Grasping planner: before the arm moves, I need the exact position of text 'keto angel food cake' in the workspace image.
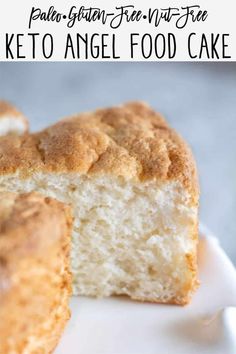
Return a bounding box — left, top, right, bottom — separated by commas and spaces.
0, 102, 199, 305
0, 192, 72, 354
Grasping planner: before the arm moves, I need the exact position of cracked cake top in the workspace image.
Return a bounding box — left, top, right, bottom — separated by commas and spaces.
0, 101, 198, 201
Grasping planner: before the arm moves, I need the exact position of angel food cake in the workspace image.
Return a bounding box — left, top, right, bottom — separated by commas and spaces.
0, 100, 28, 136
0, 102, 199, 305
0, 192, 72, 354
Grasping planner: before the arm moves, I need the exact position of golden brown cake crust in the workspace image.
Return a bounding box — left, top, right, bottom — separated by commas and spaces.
0, 100, 29, 131
0, 192, 72, 354
0, 101, 198, 201
0, 192, 70, 259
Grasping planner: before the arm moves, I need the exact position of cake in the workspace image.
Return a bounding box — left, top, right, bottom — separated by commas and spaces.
0, 100, 28, 136
0, 101, 199, 305
0, 192, 72, 353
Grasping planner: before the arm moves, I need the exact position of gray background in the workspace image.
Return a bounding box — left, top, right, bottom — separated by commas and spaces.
0, 63, 235, 263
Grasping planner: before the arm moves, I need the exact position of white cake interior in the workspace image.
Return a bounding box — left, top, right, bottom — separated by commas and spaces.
0, 173, 197, 303
0, 117, 26, 136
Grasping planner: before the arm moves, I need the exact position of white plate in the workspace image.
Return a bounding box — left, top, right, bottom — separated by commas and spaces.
56, 228, 236, 354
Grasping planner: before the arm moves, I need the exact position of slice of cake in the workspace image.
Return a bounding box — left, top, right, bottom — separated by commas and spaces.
0, 192, 72, 354
0, 100, 28, 136
0, 102, 199, 305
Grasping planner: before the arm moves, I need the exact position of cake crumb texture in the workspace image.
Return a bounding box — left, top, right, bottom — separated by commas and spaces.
0, 102, 199, 305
